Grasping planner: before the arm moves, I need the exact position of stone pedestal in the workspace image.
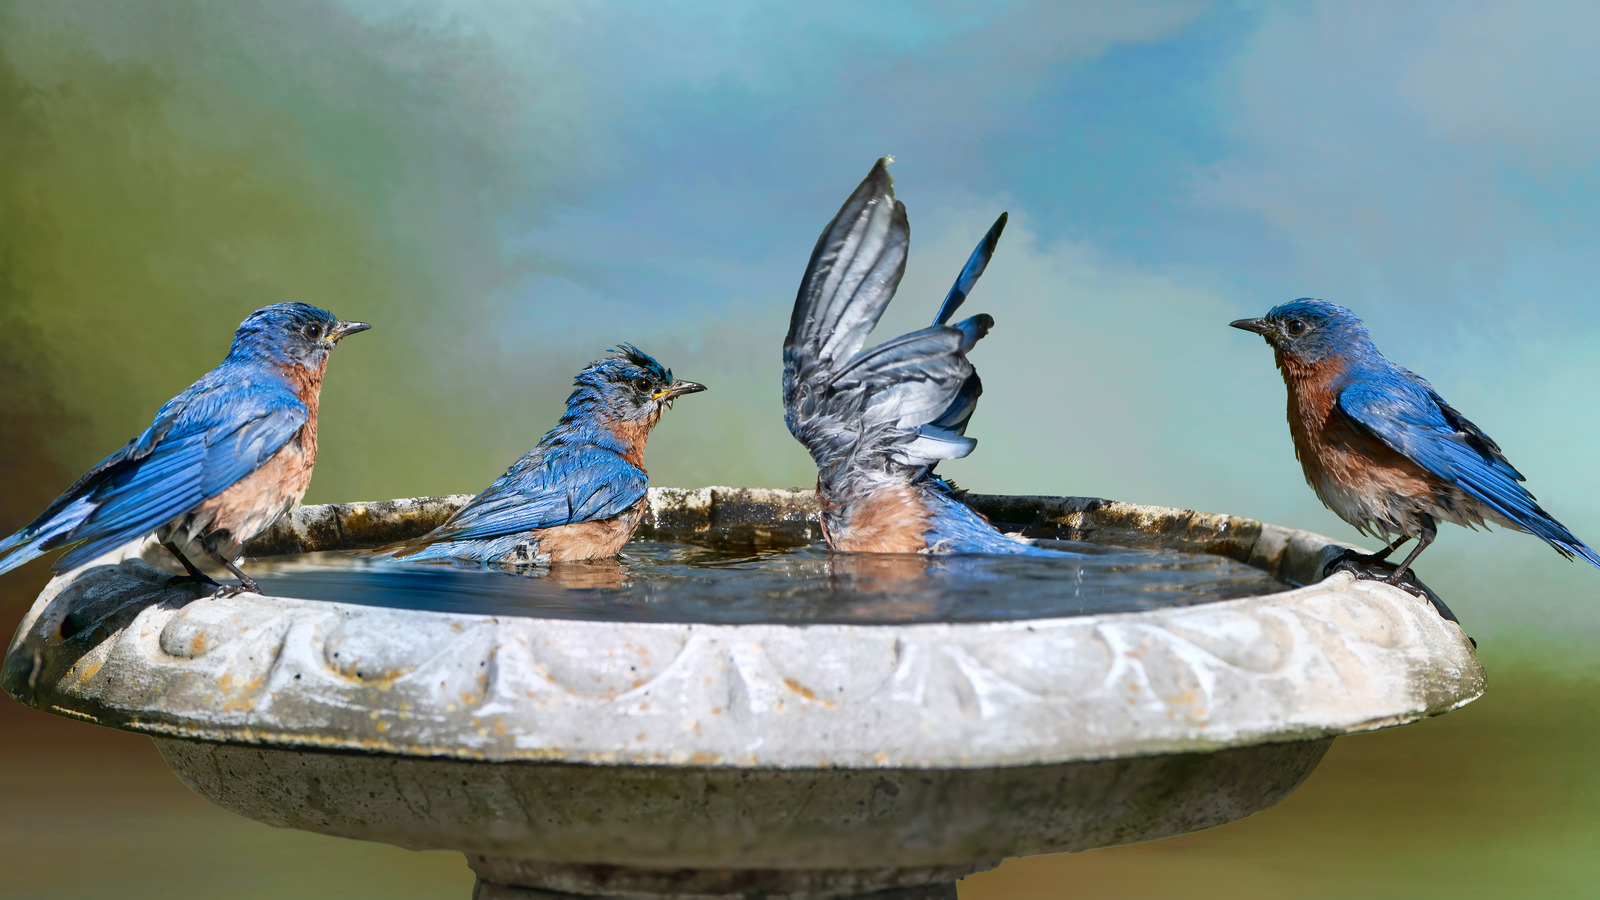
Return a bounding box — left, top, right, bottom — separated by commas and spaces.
3, 489, 1485, 898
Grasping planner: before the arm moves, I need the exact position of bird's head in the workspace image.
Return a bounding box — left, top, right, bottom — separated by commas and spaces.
230, 303, 371, 369
1230, 298, 1369, 365
573, 344, 706, 427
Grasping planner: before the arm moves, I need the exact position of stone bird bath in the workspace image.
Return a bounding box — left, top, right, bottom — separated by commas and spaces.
2, 488, 1484, 899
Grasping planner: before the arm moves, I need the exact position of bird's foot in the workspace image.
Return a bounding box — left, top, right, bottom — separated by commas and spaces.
1323, 549, 1405, 584
1324, 550, 1466, 632
1326, 551, 1429, 597
1380, 570, 1430, 600
208, 580, 262, 599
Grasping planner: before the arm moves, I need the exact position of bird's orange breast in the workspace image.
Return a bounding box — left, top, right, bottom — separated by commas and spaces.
533, 497, 649, 562
1279, 352, 1436, 505
820, 483, 932, 553
196, 361, 326, 543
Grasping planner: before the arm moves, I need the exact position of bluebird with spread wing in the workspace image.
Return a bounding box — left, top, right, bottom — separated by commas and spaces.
0, 303, 370, 593
783, 158, 1060, 555
376, 345, 704, 565
1232, 299, 1598, 585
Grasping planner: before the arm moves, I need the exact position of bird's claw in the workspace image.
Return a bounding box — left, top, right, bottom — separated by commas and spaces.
1379, 570, 1430, 599
1323, 549, 1464, 628
1323, 548, 1402, 584
1326, 553, 1428, 597
208, 582, 262, 600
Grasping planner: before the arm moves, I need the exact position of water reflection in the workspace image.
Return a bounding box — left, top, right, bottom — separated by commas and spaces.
247, 537, 1290, 625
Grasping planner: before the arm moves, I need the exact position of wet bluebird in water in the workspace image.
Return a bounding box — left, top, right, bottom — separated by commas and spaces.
377, 345, 704, 565
783, 158, 1063, 555
1231, 299, 1599, 585
0, 303, 370, 594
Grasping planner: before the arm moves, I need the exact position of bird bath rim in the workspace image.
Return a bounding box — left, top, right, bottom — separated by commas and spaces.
2, 487, 1485, 771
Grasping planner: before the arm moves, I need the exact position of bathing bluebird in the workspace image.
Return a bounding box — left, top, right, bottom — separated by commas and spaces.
375, 345, 704, 565
1232, 299, 1599, 586
783, 158, 1062, 555
0, 303, 370, 594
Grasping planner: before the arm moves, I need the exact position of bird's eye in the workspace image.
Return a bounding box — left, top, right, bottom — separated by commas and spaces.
1285, 319, 1307, 336
634, 376, 655, 394
302, 323, 321, 339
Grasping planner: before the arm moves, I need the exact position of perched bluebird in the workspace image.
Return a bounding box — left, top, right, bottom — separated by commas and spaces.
0, 303, 370, 594
376, 345, 704, 565
1232, 299, 1599, 585
783, 158, 1060, 555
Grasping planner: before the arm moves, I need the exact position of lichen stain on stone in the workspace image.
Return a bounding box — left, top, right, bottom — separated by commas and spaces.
783, 677, 839, 709
328, 657, 412, 686
221, 678, 266, 712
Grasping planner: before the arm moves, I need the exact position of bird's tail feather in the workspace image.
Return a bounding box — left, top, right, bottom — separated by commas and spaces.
360, 532, 439, 560
0, 531, 54, 577
1522, 512, 1600, 569
0, 496, 97, 577
1453, 460, 1600, 569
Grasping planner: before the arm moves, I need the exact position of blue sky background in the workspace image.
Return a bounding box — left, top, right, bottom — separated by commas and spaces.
3, 0, 1597, 643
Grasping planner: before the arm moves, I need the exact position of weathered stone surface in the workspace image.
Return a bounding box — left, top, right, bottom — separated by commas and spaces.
1, 490, 1485, 898
2, 561, 1480, 767
154, 735, 1330, 894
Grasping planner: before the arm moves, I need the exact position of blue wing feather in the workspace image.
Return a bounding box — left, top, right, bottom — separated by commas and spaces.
933, 212, 1007, 326
1336, 375, 1599, 567
0, 372, 308, 575
419, 443, 648, 544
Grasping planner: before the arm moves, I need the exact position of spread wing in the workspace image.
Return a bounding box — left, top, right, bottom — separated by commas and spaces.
782, 159, 1003, 493
927, 213, 1006, 438
1337, 374, 1598, 565
783, 158, 910, 412
933, 211, 1007, 327
407, 443, 648, 545
0, 371, 308, 574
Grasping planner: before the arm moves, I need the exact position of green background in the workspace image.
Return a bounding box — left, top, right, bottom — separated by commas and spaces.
2, 2, 1596, 897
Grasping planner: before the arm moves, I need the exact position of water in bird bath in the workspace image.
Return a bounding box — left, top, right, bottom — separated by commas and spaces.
246, 535, 1291, 625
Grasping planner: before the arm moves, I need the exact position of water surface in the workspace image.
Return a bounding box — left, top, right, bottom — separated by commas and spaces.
249, 538, 1290, 625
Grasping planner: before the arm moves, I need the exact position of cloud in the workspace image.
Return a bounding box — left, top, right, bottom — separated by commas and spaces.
1403, 0, 1600, 168
1193, 1, 1600, 332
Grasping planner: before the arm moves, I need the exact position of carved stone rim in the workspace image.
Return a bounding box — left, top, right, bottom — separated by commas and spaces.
2, 489, 1485, 770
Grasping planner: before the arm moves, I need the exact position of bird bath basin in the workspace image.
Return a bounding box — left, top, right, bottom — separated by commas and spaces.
2, 488, 1484, 899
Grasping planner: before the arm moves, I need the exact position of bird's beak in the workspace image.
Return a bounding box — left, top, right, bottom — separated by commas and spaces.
1229, 317, 1272, 336
329, 320, 372, 343
653, 380, 707, 409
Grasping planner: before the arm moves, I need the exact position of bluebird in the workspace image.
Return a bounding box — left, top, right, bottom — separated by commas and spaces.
1231, 299, 1599, 586
376, 345, 704, 565
783, 158, 1061, 555
0, 303, 370, 594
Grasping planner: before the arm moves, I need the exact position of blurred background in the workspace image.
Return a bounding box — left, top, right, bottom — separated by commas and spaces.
2, 1, 1597, 897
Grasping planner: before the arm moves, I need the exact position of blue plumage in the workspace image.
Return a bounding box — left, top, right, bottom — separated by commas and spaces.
380, 345, 703, 565
782, 158, 1063, 556
1232, 298, 1598, 583
934, 211, 1007, 327
0, 303, 369, 591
